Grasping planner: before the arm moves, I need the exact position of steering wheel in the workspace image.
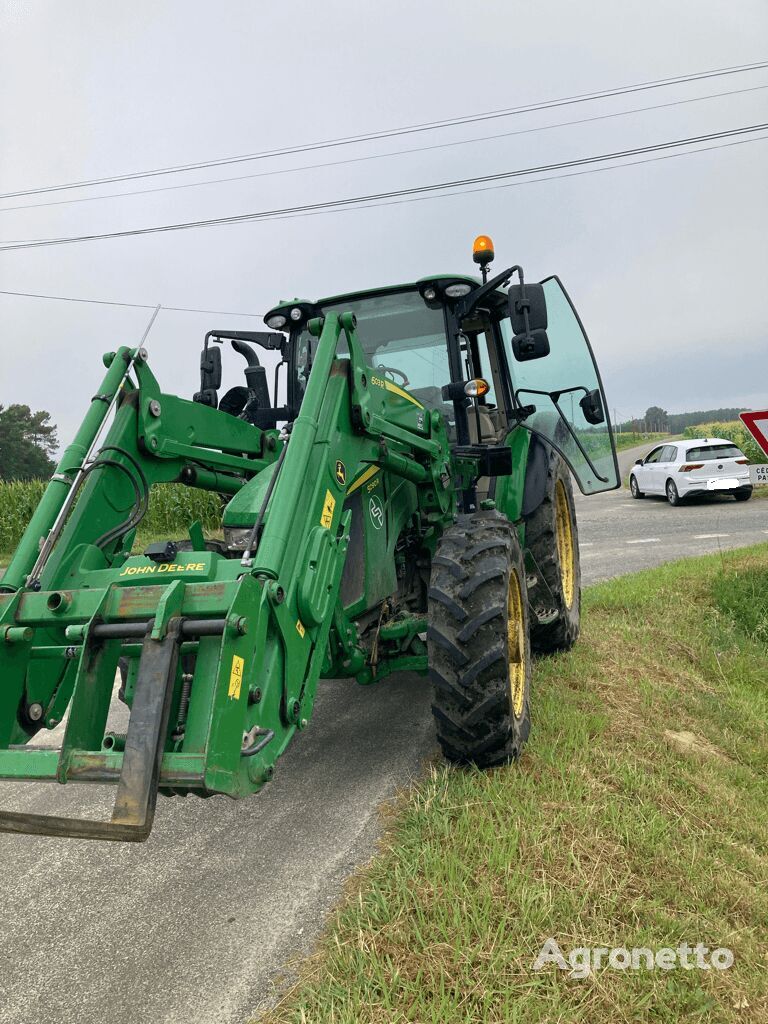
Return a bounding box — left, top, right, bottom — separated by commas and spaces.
376, 364, 410, 387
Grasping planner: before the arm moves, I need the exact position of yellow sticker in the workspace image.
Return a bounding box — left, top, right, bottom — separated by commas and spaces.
320, 488, 336, 528
228, 654, 244, 700
296, 619, 306, 638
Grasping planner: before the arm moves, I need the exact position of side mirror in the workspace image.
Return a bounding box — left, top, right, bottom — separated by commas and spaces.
511, 328, 550, 362
200, 344, 222, 390
635, 458, 643, 466
194, 344, 222, 406
579, 388, 605, 425
508, 283, 547, 334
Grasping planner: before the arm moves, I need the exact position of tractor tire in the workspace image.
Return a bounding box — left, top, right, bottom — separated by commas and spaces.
524, 452, 581, 654
428, 510, 531, 768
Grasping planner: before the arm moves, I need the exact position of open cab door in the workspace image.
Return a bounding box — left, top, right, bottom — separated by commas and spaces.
501, 276, 620, 494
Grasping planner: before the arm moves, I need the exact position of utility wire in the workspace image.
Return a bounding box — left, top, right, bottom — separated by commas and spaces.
2, 82, 765, 215
1, 59, 766, 200
0, 288, 264, 317
286, 132, 766, 225
1, 131, 765, 308
0, 123, 764, 251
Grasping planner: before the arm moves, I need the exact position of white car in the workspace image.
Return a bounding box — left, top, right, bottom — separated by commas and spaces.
629, 437, 752, 505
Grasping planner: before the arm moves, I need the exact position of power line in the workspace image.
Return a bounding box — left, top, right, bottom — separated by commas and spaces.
0, 131, 764, 308
0, 288, 264, 317
1, 59, 766, 200
0, 123, 764, 251
3, 82, 765, 215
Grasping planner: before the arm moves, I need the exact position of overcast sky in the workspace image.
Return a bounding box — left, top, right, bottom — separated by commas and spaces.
1, 0, 766, 444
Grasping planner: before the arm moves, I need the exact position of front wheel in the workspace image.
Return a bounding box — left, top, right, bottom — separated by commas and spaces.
666, 479, 682, 506
428, 511, 531, 768
525, 452, 581, 654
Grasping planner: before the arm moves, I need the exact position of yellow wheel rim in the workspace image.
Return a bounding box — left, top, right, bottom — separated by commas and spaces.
555, 479, 576, 609
507, 569, 526, 718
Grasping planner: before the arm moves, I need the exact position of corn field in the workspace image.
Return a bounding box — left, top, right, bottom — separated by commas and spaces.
0, 480, 222, 555
682, 421, 764, 464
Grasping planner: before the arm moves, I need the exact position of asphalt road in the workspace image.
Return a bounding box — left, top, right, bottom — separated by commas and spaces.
575, 441, 768, 582
0, 440, 765, 1024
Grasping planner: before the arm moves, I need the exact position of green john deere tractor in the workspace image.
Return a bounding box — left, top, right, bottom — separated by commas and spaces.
0, 236, 618, 841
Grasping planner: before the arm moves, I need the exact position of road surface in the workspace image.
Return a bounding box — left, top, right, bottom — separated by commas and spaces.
0, 440, 765, 1024
575, 441, 768, 581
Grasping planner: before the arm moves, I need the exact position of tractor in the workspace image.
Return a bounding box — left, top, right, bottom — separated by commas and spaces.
0, 236, 619, 841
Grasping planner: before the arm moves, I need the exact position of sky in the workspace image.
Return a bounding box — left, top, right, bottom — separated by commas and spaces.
0, 0, 766, 446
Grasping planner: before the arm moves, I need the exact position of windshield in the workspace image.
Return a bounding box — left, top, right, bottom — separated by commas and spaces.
686, 444, 743, 461
499, 276, 619, 494
295, 289, 450, 412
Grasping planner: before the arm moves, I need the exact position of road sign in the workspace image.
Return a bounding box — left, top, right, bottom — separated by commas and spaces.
749, 465, 768, 485
739, 410, 768, 457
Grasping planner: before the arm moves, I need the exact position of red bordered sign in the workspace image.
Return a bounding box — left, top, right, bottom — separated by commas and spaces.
739, 410, 768, 458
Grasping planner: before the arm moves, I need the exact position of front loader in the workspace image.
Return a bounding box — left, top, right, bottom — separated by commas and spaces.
0, 236, 619, 842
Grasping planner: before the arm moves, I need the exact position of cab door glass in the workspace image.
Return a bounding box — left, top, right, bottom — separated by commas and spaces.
500, 277, 619, 494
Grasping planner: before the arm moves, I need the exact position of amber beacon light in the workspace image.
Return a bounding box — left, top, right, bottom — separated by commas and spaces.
472, 235, 494, 281
472, 234, 494, 264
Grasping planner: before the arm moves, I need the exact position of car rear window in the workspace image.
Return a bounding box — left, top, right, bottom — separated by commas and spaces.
686, 444, 743, 461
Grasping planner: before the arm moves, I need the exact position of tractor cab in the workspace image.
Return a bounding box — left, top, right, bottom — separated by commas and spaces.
266, 236, 619, 498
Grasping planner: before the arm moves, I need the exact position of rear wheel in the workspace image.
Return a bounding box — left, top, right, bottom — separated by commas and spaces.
630, 474, 644, 499
666, 479, 681, 506
525, 453, 581, 654
428, 511, 531, 768
734, 487, 753, 502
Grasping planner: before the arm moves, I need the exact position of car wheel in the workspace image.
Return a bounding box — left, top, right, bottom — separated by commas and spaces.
666, 479, 682, 506
629, 474, 644, 499
734, 487, 753, 502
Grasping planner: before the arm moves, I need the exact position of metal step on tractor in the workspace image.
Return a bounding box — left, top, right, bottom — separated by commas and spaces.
0, 235, 619, 842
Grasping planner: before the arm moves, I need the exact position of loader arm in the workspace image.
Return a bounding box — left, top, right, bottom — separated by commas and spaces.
0, 312, 452, 841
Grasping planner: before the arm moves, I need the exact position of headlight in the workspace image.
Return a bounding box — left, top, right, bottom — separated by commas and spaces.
423, 287, 437, 301
266, 313, 287, 330
290, 307, 303, 321
445, 282, 472, 298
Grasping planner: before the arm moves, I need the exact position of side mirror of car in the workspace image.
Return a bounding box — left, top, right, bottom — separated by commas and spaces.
635, 458, 643, 465
579, 388, 605, 425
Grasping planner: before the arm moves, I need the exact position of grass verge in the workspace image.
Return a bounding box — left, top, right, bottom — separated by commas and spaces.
262, 545, 768, 1024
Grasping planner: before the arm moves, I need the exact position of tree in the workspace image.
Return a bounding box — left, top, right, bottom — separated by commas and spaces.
0, 404, 58, 480
644, 406, 668, 432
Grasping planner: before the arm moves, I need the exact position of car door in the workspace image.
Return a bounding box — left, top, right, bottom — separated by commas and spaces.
638, 445, 665, 492
655, 444, 677, 492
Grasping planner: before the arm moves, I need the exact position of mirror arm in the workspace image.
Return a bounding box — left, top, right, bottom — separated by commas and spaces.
455, 264, 522, 319
515, 386, 610, 483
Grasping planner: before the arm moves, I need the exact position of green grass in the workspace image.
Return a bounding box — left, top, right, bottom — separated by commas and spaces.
262, 546, 768, 1024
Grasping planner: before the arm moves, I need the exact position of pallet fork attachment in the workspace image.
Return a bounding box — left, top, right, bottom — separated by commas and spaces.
0, 618, 187, 842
